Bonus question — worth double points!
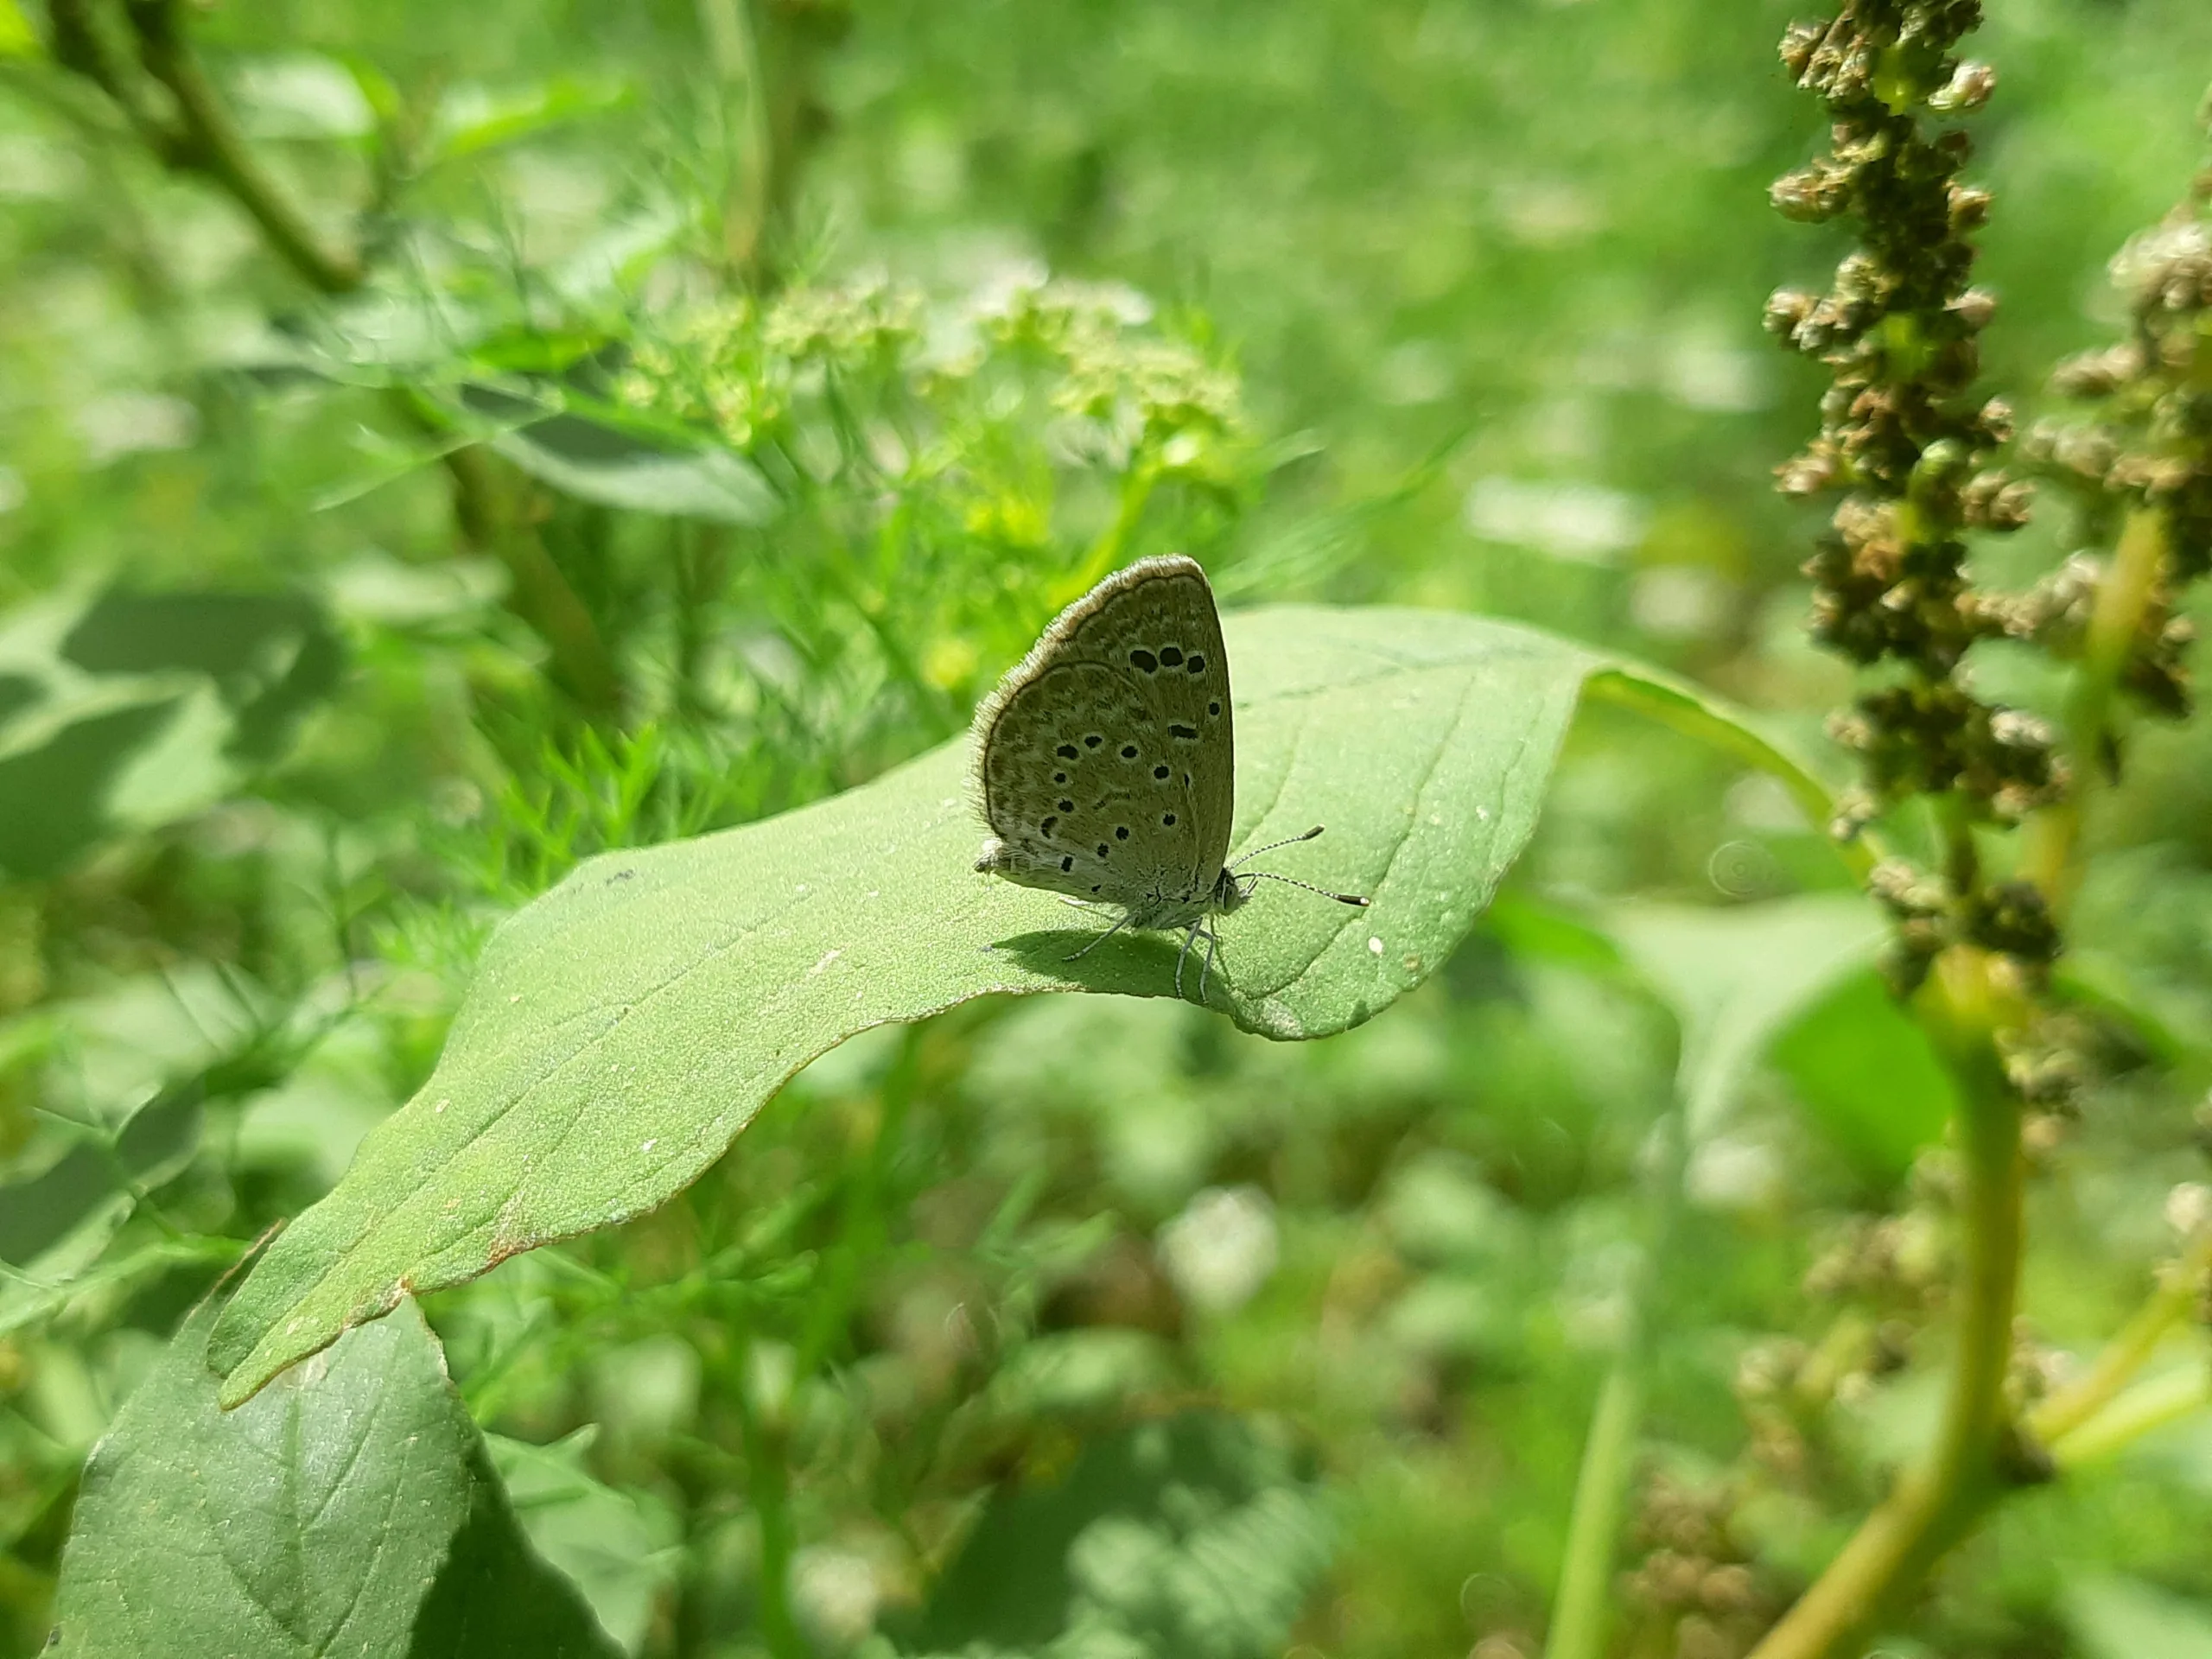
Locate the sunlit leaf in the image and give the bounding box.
[0,589,343,878]
[428,76,634,162]
[488,412,778,524]
[207,609,1841,1403]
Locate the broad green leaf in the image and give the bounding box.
[52,1297,619,1659]
[911,1411,1332,1658]
[486,1431,681,1656]
[0,588,343,878]
[493,416,778,525]
[208,607,1841,1404]
[1606,893,1885,1135]
[1769,969,1956,1181]
[428,76,634,162]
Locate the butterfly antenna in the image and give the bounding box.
[1230,824,1329,868]
[1243,871,1370,906]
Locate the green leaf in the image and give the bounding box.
[51,1297,620,1659]
[0,588,343,878]
[427,76,634,163]
[1605,893,1885,1135]
[492,416,778,525]
[910,1411,1332,1659]
[208,607,1845,1405]
[1768,969,1956,1181]
[485,1431,680,1656]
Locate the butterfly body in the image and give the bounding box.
[971,556,1363,997]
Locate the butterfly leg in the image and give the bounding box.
[1065,910,1135,963]
[1198,923,1224,1002]
[1174,919,1205,1001]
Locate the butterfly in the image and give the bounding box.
[969,555,1367,998]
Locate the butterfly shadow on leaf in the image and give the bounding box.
[987,929,1230,1007]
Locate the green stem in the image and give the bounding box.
[1580,668,1881,880]
[1546,1103,1686,1659]
[1547,1360,1647,1659]
[1745,949,2026,1659]
[2050,1365,2212,1468]
[2031,1224,2212,1445]
[731,1319,809,1659]
[2023,507,2170,917]
[1058,461,1160,604]
[121,0,363,293]
[440,439,624,718]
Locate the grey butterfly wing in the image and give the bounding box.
[973,556,1234,913]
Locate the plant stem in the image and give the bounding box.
[2022,507,2171,917]
[1579,669,1881,880]
[114,0,363,294]
[48,0,627,722]
[2030,1223,2212,1445]
[1745,948,2026,1659]
[731,1320,810,1659]
[442,441,624,719]
[1547,1100,1685,1659]
[2050,1366,2212,1468]
[1546,1352,1646,1659]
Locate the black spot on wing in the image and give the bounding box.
[1169,722,1198,741]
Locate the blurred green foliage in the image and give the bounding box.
[3,0,2212,1656]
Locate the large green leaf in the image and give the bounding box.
[208,605,1837,1405]
[1606,893,1886,1136]
[0,588,343,879]
[51,1297,620,1659]
[491,416,778,525]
